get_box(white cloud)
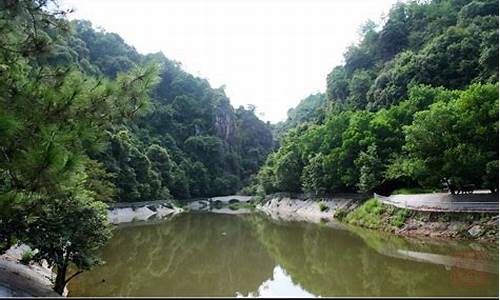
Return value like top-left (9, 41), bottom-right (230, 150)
top-left (61, 0), bottom-right (397, 123)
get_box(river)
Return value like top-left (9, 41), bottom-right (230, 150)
top-left (68, 211), bottom-right (499, 297)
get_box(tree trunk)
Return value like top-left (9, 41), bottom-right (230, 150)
top-left (53, 265), bottom-right (67, 295)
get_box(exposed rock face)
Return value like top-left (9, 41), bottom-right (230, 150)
top-left (214, 102), bottom-right (236, 143)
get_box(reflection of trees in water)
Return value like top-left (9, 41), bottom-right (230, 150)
top-left (69, 213), bottom-right (275, 297)
top-left (70, 213), bottom-right (498, 297)
top-left (245, 214), bottom-right (499, 297)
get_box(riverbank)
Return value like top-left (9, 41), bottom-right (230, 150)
top-left (255, 193), bottom-right (365, 223)
top-left (340, 198), bottom-right (499, 242)
top-left (256, 193), bottom-right (499, 242)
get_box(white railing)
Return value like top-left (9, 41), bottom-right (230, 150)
top-left (373, 193), bottom-right (499, 213)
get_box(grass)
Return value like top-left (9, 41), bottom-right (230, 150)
top-left (344, 197), bottom-right (412, 230)
top-left (390, 208), bottom-right (410, 227)
top-left (333, 207), bottom-right (348, 221)
top-left (20, 249), bottom-right (35, 265)
top-left (391, 187), bottom-right (436, 195)
top-left (345, 198), bottom-right (385, 229)
top-left (318, 201), bottom-right (329, 212)
top-left (228, 202), bottom-right (256, 210)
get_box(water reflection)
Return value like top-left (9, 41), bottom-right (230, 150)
top-left (237, 266), bottom-right (315, 298)
top-left (69, 212), bottom-right (499, 297)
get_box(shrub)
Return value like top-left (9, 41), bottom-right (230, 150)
top-left (391, 208), bottom-right (409, 227)
top-left (333, 208), bottom-right (348, 221)
top-left (20, 249), bottom-right (35, 265)
top-left (345, 198), bottom-right (384, 229)
top-left (319, 202), bottom-right (329, 212)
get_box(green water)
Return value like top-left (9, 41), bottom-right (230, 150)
top-left (68, 212), bottom-right (499, 297)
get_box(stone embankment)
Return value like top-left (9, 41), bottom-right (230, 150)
top-left (256, 193), bottom-right (499, 242)
top-left (256, 193), bottom-right (365, 223)
top-left (107, 202), bottom-right (184, 224)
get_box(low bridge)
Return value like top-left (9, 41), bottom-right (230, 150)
top-left (208, 195), bottom-right (253, 203)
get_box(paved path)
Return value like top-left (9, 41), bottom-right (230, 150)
top-left (375, 192), bottom-right (499, 213)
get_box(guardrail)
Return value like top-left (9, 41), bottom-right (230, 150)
top-left (373, 193), bottom-right (499, 213)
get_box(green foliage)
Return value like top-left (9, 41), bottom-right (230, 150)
top-left (20, 249), bottom-right (35, 265)
top-left (228, 201), bottom-right (256, 210)
top-left (390, 208), bottom-right (410, 228)
top-left (345, 198), bottom-right (384, 229)
top-left (1, 12), bottom-right (273, 203)
top-left (355, 144), bottom-right (382, 193)
top-left (55, 19), bottom-right (274, 201)
top-left (255, 83), bottom-right (498, 196)
top-left (402, 83), bottom-right (499, 191)
top-left (318, 202), bottom-right (329, 212)
top-left (0, 1), bottom-right (158, 294)
top-left (301, 153), bottom-right (328, 195)
top-left (325, 0), bottom-right (498, 110)
top-left (253, 0), bottom-right (498, 197)
top-left (332, 208), bottom-right (349, 221)
top-left (273, 93), bottom-right (326, 139)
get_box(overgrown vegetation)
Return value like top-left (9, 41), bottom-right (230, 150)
top-left (344, 198), bottom-right (385, 229)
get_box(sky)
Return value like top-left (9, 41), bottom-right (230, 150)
top-left (61, 0), bottom-right (398, 123)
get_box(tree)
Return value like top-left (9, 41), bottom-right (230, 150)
top-left (403, 83), bottom-right (498, 191)
top-left (355, 144), bottom-right (383, 193)
top-left (0, 1), bottom-right (159, 294)
top-left (24, 191), bottom-right (111, 295)
top-left (301, 153), bottom-right (328, 195)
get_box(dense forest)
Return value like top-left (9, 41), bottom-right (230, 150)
top-left (247, 0), bottom-right (499, 196)
top-left (65, 20), bottom-right (274, 201)
top-left (4, 16), bottom-right (274, 203)
top-left (0, 0), bottom-right (272, 294)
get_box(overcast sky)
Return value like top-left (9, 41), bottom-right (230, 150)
top-left (61, 0), bottom-right (398, 123)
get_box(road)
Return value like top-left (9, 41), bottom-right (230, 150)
top-left (375, 192), bottom-right (499, 213)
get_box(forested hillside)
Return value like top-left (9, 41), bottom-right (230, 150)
top-left (48, 19), bottom-right (274, 201)
top-left (249, 0), bottom-right (499, 196)
top-left (272, 93), bottom-right (327, 140)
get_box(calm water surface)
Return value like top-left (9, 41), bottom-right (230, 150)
top-left (68, 212), bottom-right (499, 297)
